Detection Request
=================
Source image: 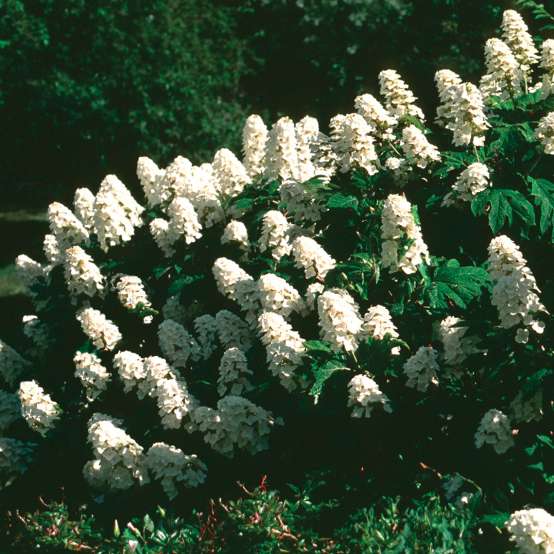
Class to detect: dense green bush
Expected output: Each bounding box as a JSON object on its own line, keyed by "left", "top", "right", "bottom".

{"left": 1, "top": 4, "right": 554, "bottom": 553}
{"left": 0, "top": 0, "right": 252, "bottom": 197}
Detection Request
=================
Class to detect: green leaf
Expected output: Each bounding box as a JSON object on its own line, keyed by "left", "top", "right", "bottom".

{"left": 168, "top": 274, "right": 204, "bottom": 295}
{"left": 309, "top": 360, "right": 349, "bottom": 403}
{"left": 480, "top": 513, "right": 509, "bottom": 527}
{"left": 471, "top": 189, "right": 535, "bottom": 233}
{"left": 305, "top": 340, "right": 333, "bottom": 353}
{"left": 529, "top": 176, "right": 554, "bottom": 241}
{"left": 327, "top": 193, "right": 359, "bottom": 211}
{"left": 426, "top": 263, "right": 489, "bottom": 310}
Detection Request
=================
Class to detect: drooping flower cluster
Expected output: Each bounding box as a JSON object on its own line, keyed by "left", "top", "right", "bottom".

{"left": 443, "top": 162, "right": 491, "bottom": 206}
{"left": 77, "top": 308, "right": 122, "bottom": 351}
{"left": 191, "top": 396, "right": 279, "bottom": 456}
{"left": 501, "top": 9, "right": 539, "bottom": 76}
{"left": 137, "top": 156, "right": 166, "bottom": 207}
{"left": 74, "top": 352, "right": 111, "bottom": 402}
{"left": 354, "top": 93, "right": 397, "bottom": 141}
{"left": 291, "top": 236, "right": 336, "bottom": 281}
{"left": 506, "top": 508, "right": 554, "bottom": 554}
{"left": 474, "top": 409, "right": 514, "bottom": 454}
{"left": 536, "top": 112, "right": 554, "bottom": 154}
{"left": 73, "top": 188, "right": 96, "bottom": 231}
{"left": 540, "top": 39, "right": 554, "bottom": 97}
{"left": 158, "top": 319, "right": 201, "bottom": 369}
{"left": 403, "top": 346, "right": 440, "bottom": 392}
{"left": 400, "top": 125, "right": 440, "bottom": 169}
{"left": 258, "top": 273, "right": 305, "bottom": 319}
{"left": 63, "top": 246, "right": 104, "bottom": 299}
{"left": 215, "top": 310, "right": 254, "bottom": 351}
{"left": 146, "top": 442, "right": 207, "bottom": 499}
{"left": 265, "top": 116, "right": 299, "bottom": 182}
{"left": 258, "top": 312, "right": 306, "bottom": 390}
{"left": 378, "top": 69, "right": 425, "bottom": 121}
{"left": 347, "top": 374, "right": 392, "bottom": 418}
{"left": 84, "top": 413, "right": 148, "bottom": 491}
{"left": 295, "top": 115, "right": 320, "bottom": 181}
{"left": 480, "top": 38, "right": 524, "bottom": 101}
{"left": 438, "top": 316, "right": 481, "bottom": 367}
{"left": 212, "top": 148, "right": 250, "bottom": 199}
{"left": 217, "top": 347, "right": 253, "bottom": 396}
{"left": 487, "top": 235, "right": 546, "bottom": 343}
{"left": 242, "top": 114, "right": 268, "bottom": 178}
{"left": 18, "top": 380, "right": 60, "bottom": 436}
{"left": 115, "top": 275, "right": 151, "bottom": 311}
{"left": 221, "top": 220, "right": 249, "bottom": 250}
{"left": 259, "top": 210, "right": 293, "bottom": 261}
{"left": 435, "top": 69, "right": 463, "bottom": 127}
{"left": 47, "top": 201, "right": 89, "bottom": 251}
{"left": 167, "top": 196, "right": 203, "bottom": 246}
{"left": 381, "top": 194, "right": 429, "bottom": 274}
{"left": 362, "top": 305, "right": 399, "bottom": 341}
{"left": 317, "top": 289, "right": 363, "bottom": 353}
{"left": 212, "top": 258, "right": 259, "bottom": 318}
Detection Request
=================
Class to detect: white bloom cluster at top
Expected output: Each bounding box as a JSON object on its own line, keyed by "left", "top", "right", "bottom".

{"left": 221, "top": 220, "right": 249, "bottom": 250}
{"left": 265, "top": 116, "right": 299, "bottom": 182}
{"left": 295, "top": 115, "right": 320, "bottom": 182}
{"left": 292, "top": 236, "right": 336, "bottom": 281}
{"left": 403, "top": 346, "right": 440, "bottom": 392}
{"left": 258, "top": 311, "right": 306, "bottom": 390}
{"left": 63, "top": 245, "right": 104, "bottom": 299}
{"left": 217, "top": 347, "right": 253, "bottom": 397}
{"left": 378, "top": 69, "right": 425, "bottom": 121}
{"left": 48, "top": 201, "right": 89, "bottom": 251}
{"left": 167, "top": 196, "right": 203, "bottom": 245}
{"left": 0, "top": 339, "right": 30, "bottom": 387}
{"left": 191, "top": 395, "right": 279, "bottom": 456}
{"left": 318, "top": 289, "right": 363, "bottom": 353}
{"left": 506, "top": 508, "right": 554, "bottom": 554}
{"left": 435, "top": 70, "right": 463, "bottom": 127}
{"left": 536, "top": 112, "right": 554, "bottom": 154}
{"left": 362, "top": 305, "right": 399, "bottom": 341}
{"left": 443, "top": 162, "right": 491, "bottom": 206}
{"left": 213, "top": 148, "right": 251, "bottom": 199}
{"left": 137, "top": 156, "right": 166, "bottom": 207}
{"left": 480, "top": 38, "right": 524, "bottom": 101}
{"left": 400, "top": 125, "right": 440, "bottom": 169}
{"left": 330, "top": 113, "right": 378, "bottom": 175}
{"left": 115, "top": 275, "right": 151, "bottom": 310}
{"left": 93, "top": 175, "right": 144, "bottom": 252}
{"left": 73, "top": 352, "right": 111, "bottom": 402}
{"left": 113, "top": 351, "right": 147, "bottom": 393}
{"left": 347, "top": 374, "right": 392, "bottom": 418}
{"left": 259, "top": 210, "right": 292, "bottom": 261}
{"left": 242, "top": 114, "right": 268, "bottom": 178}
{"left": 43, "top": 234, "right": 62, "bottom": 266}
{"left": 146, "top": 442, "right": 207, "bottom": 499}
{"left": 77, "top": 308, "right": 122, "bottom": 351}
{"left": 438, "top": 316, "right": 480, "bottom": 367}
{"left": 502, "top": 10, "right": 539, "bottom": 75}
{"left": 474, "top": 408, "right": 514, "bottom": 454}
{"left": 0, "top": 390, "right": 20, "bottom": 431}
{"left": 212, "top": 258, "right": 259, "bottom": 318}
{"left": 354, "top": 93, "right": 397, "bottom": 141}
{"left": 258, "top": 273, "right": 305, "bottom": 319}
{"left": 487, "top": 235, "right": 546, "bottom": 343}
{"left": 381, "top": 193, "right": 429, "bottom": 275}
{"left": 18, "top": 380, "right": 60, "bottom": 436}
{"left": 84, "top": 413, "right": 148, "bottom": 491}
{"left": 73, "top": 188, "right": 96, "bottom": 231}
{"left": 540, "top": 39, "right": 554, "bottom": 97}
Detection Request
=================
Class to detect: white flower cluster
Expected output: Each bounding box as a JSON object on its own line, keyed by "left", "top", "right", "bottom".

{"left": 435, "top": 69, "right": 463, "bottom": 127}
{"left": 0, "top": 390, "right": 20, "bottom": 431}
{"left": 48, "top": 201, "right": 89, "bottom": 251}
{"left": 212, "top": 148, "right": 250, "bottom": 199}
{"left": 63, "top": 245, "right": 104, "bottom": 299}
{"left": 362, "top": 305, "right": 399, "bottom": 341}
{"left": 381, "top": 193, "right": 429, "bottom": 274}
{"left": 318, "top": 289, "right": 363, "bottom": 353}
{"left": 146, "top": 442, "right": 207, "bottom": 499}
{"left": 217, "top": 347, "right": 253, "bottom": 396}
{"left": 154, "top": 376, "right": 196, "bottom": 429}
{"left": 506, "top": 508, "right": 554, "bottom": 554}
{"left": 77, "top": 308, "right": 122, "bottom": 351}
{"left": 137, "top": 156, "right": 165, "bottom": 207}
{"left": 191, "top": 396, "right": 279, "bottom": 456}
{"left": 329, "top": 113, "right": 378, "bottom": 175}
{"left": 378, "top": 69, "right": 425, "bottom": 121}
{"left": 540, "top": 39, "right": 554, "bottom": 97}
{"left": 84, "top": 413, "right": 148, "bottom": 491}
{"left": 43, "top": 234, "right": 62, "bottom": 266}
{"left": 354, "top": 93, "right": 397, "bottom": 141}
{"left": 403, "top": 346, "right": 440, "bottom": 392}
{"left": 167, "top": 196, "right": 203, "bottom": 245}
{"left": 280, "top": 180, "right": 322, "bottom": 223}
{"left": 242, "top": 114, "right": 268, "bottom": 178}
{"left": 115, "top": 275, "right": 151, "bottom": 310}
{"left": 295, "top": 116, "right": 320, "bottom": 182}
{"left": 536, "top": 112, "right": 554, "bottom": 154}
{"left": 438, "top": 316, "right": 480, "bottom": 367}
{"left": 73, "top": 188, "right": 96, "bottom": 231}
{"left": 150, "top": 218, "right": 175, "bottom": 257}
{"left": 258, "top": 312, "right": 306, "bottom": 390}
{"left": 292, "top": 236, "right": 336, "bottom": 281}
{"left": 480, "top": 38, "right": 524, "bottom": 101}
{"left": 160, "top": 155, "right": 192, "bottom": 199}
{"left": 221, "top": 220, "right": 249, "bottom": 250}
{"left": 474, "top": 408, "right": 514, "bottom": 454}
{"left": 0, "top": 339, "right": 29, "bottom": 386}
{"left": 212, "top": 258, "right": 259, "bottom": 318}
{"left": 487, "top": 235, "right": 546, "bottom": 343}
{"left": 502, "top": 10, "right": 539, "bottom": 75}
{"left": 18, "top": 380, "right": 60, "bottom": 436}
{"left": 193, "top": 314, "right": 218, "bottom": 360}
{"left": 258, "top": 273, "right": 305, "bottom": 318}
{"left": 265, "top": 116, "right": 299, "bottom": 182}
{"left": 158, "top": 319, "right": 201, "bottom": 369}
{"left": 216, "top": 310, "right": 254, "bottom": 351}
{"left": 0, "top": 438, "right": 36, "bottom": 488}
{"left": 400, "top": 125, "right": 440, "bottom": 169}
{"left": 347, "top": 374, "right": 392, "bottom": 418}
{"left": 93, "top": 175, "right": 144, "bottom": 252}
{"left": 259, "top": 210, "right": 292, "bottom": 261}
{"left": 73, "top": 352, "right": 111, "bottom": 401}
{"left": 443, "top": 162, "right": 491, "bottom": 206}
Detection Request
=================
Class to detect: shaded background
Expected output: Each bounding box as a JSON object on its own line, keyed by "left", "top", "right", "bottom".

{"left": 0, "top": 0, "right": 526, "bottom": 332}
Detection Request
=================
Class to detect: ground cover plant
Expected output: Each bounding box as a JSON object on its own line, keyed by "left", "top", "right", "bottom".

{"left": 0, "top": 6, "right": 553, "bottom": 552}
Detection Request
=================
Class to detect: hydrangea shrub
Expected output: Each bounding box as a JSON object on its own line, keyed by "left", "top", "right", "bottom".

{"left": 1, "top": 8, "right": 552, "bottom": 542}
